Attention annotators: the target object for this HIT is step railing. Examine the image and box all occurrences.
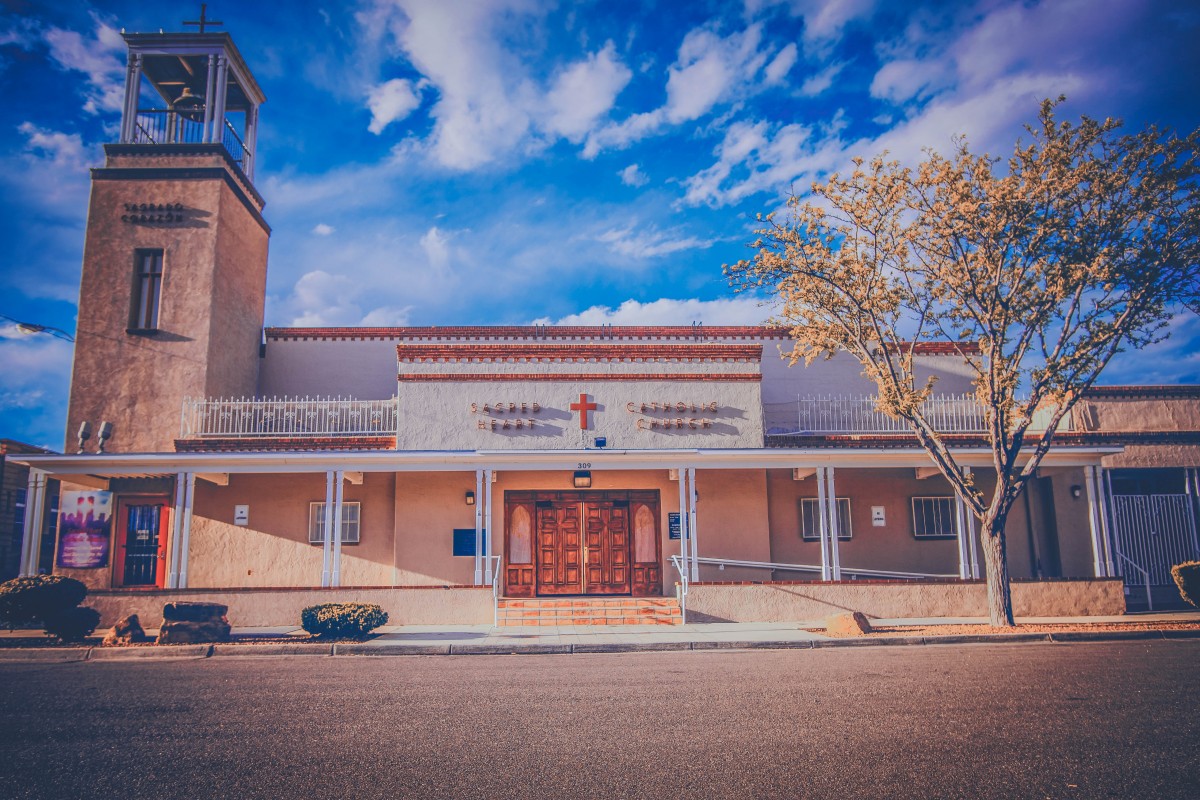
[693,556,958,581]
[1116,553,1153,612]
[670,555,688,624]
[489,555,502,627]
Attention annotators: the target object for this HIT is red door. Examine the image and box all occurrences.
[114,500,168,588]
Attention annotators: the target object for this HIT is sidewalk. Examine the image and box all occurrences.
[3,611,1199,660]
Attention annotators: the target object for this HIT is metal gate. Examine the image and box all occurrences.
[1110,494,1200,586]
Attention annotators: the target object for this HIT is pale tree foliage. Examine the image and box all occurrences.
[726,100,1200,626]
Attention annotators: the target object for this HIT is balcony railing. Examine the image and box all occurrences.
[180,397,398,439]
[765,394,1068,436]
[132,110,247,168]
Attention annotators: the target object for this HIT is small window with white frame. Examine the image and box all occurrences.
[308,501,361,544]
[911,497,956,538]
[800,497,852,540]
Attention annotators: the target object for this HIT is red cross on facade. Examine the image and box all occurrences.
[569,393,598,429]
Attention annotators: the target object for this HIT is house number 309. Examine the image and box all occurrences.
[578,462,591,469]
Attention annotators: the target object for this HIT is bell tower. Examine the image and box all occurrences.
[66,14,269,454]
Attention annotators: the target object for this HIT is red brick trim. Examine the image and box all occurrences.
[766,430,1200,449]
[89,585,482,594]
[397,372,763,382]
[174,436,396,452]
[267,325,786,341]
[1084,385,1200,399]
[396,343,763,362]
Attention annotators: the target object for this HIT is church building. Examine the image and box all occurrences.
[13,23,1200,626]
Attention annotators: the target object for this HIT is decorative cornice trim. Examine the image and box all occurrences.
[397,372,763,382]
[395,343,763,363]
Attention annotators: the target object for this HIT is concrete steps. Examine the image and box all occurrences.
[497,597,683,626]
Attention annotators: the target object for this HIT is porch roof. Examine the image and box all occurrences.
[11,443,1121,480]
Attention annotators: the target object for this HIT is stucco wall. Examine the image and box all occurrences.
[84,586,492,627]
[395,378,764,450]
[188,473,395,588]
[67,150,267,454]
[685,579,1125,622]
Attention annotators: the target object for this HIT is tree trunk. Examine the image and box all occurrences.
[980,515,1016,627]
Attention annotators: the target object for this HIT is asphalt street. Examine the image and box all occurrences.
[1,640,1197,799]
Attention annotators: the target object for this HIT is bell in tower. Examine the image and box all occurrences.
[65,9,271,454]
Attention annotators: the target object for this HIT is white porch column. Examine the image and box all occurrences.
[320,470,335,587]
[816,466,831,580]
[201,53,218,142]
[331,470,345,587]
[18,469,48,576]
[177,472,196,588]
[120,53,143,143]
[243,103,259,180]
[677,468,689,572]
[474,469,484,585]
[483,468,495,584]
[167,472,187,588]
[825,467,842,581]
[209,55,229,144]
[1095,466,1116,577]
[1083,465,1109,578]
[687,467,699,581]
[963,468,980,578]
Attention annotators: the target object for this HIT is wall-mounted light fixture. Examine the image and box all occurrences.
[76,421,92,454]
[465,491,475,506]
[1070,485,1083,499]
[573,470,592,488]
[593,436,607,448]
[96,421,113,454]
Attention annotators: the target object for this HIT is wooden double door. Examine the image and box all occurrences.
[504,491,662,597]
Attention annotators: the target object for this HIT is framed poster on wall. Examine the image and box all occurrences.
[56,490,114,569]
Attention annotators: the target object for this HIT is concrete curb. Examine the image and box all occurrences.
[87,644,213,660]
[1,629,1197,662]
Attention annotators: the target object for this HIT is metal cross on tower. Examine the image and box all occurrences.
[183,4,223,34]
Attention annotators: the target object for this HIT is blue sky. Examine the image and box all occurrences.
[2,0,1199,449]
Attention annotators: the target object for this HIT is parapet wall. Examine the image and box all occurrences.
[85,586,494,627]
[684,579,1126,621]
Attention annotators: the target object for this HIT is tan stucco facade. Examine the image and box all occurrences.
[66,147,268,455]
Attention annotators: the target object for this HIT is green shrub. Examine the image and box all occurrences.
[43,606,102,643]
[0,575,88,629]
[301,603,388,638]
[1171,561,1200,608]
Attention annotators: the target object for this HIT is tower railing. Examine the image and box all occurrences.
[180,397,399,439]
[131,109,247,169]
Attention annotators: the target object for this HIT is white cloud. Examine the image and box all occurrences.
[0,327,73,447]
[419,226,451,270]
[543,41,632,142]
[618,164,649,187]
[763,42,797,85]
[363,0,632,169]
[367,77,423,134]
[799,61,844,96]
[43,14,125,115]
[584,22,781,156]
[596,225,713,259]
[285,271,365,326]
[747,0,877,57]
[17,122,87,171]
[533,296,770,326]
[360,305,414,326]
[665,23,768,123]
[312,223,335,236]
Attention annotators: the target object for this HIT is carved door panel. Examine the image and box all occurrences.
[505,501,535,597]
[536,502,583,595]
[583,501,631,594]
[630,498,662,596]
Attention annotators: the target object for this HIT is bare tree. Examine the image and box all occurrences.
[726,100,1200,626]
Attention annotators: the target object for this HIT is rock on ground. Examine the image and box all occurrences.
[825,611,873,636]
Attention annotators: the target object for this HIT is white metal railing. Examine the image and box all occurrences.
[1110,494,1200,587]
[765,394,1067,435]
[180,396,399,438]
[132,109,248,168]
[670,555,688,624]
[489,555,502,627]
[693,556,958,581]
[1116,553,1153,612]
